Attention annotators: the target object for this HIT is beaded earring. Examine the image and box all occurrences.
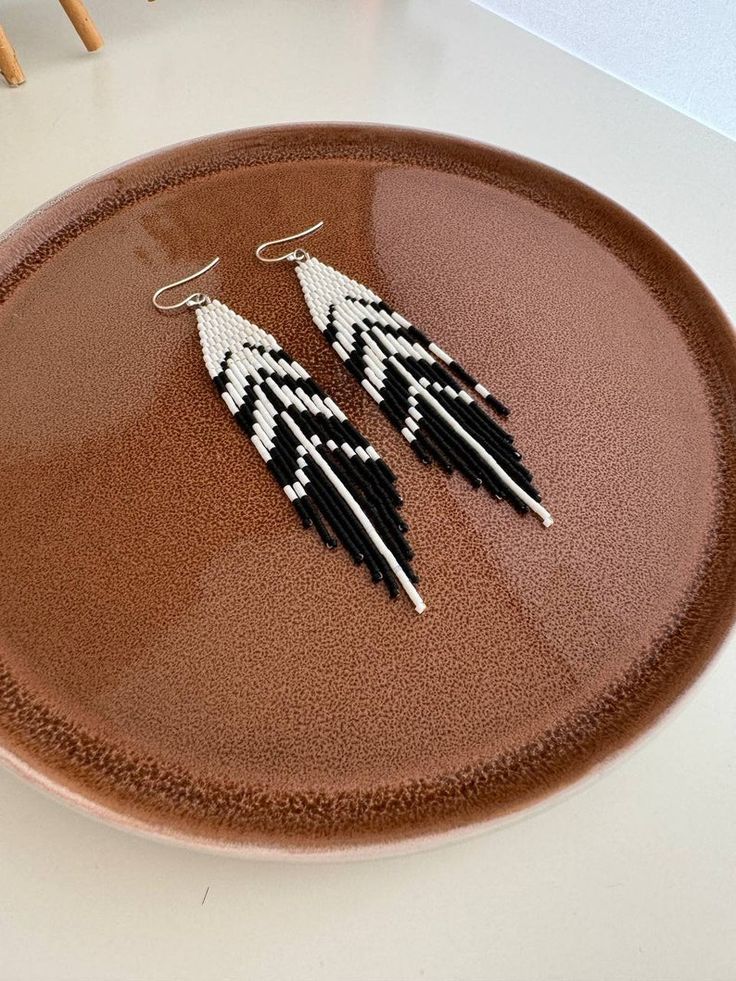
[256,222,553,528]
[152,259,425,613]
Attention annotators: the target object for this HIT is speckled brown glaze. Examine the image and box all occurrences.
[1,124,736,853]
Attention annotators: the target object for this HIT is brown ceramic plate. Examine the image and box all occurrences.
[1,124,736,857]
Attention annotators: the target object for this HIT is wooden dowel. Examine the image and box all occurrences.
[0,25,25,86]
[58,0,104,52]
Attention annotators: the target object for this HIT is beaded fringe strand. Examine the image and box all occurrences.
[197,298,425,613]
[295,256,553,527]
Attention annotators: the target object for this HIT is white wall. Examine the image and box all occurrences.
[474,0,736,139]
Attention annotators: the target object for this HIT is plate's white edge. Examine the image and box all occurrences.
[1,606,734,865]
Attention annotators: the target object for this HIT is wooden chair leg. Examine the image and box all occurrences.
[58,0,103,52]
[0,25,25,86]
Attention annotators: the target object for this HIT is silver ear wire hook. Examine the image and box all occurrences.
[152,257,221,311]
[255,220,325,264]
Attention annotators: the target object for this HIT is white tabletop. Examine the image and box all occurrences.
[1,2,735,979]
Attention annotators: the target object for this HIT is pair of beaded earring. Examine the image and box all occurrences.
[152,221,553,615]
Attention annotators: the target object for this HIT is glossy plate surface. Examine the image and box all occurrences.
[1,124,735,854]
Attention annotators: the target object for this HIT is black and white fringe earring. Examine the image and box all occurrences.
[256,222,553,528]
[152,258,425,614]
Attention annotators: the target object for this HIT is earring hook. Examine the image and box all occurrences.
[152,257,221,311]
[255,220,324,264]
